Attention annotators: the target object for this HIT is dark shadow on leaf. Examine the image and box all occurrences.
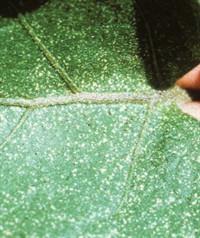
[134,0,200,90]
[0,0,48,18]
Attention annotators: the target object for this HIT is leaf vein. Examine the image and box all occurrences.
[114,95,160,216]
[135,0,161,82]
[18,15,80,94]
[0,109,31,150]
[0,93,157,108]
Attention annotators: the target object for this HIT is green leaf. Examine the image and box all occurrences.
[0,0,200,237]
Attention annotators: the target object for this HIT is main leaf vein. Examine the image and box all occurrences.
[0,93,156,108]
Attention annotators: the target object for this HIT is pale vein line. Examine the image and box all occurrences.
[114,95,160,216]
[0,110,31,150]
[18,15,80,94]
[0,93,156,108]
[135,0,161,82]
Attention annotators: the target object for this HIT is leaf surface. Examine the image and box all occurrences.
[0,0,200,237]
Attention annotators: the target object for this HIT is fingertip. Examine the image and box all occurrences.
[176,64,200,90]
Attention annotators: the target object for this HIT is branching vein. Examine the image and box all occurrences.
[0,109,31,150]
[18,15,80,94]
[135,1,161,82]
[114,95,160,216]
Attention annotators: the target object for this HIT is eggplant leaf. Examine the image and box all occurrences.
[0,0,200,237]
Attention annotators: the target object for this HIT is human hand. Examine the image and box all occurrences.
[176,64,200,120]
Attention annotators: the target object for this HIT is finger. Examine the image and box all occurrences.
[178,101,200,121]
[176,64,200,90]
